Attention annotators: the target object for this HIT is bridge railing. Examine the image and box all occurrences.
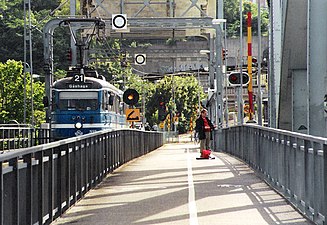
[0,129,163,225]
[0,125,50,151]
[217,125,327,225]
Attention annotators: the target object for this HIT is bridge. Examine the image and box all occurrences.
[2,0,326,224]
[0,125,325,225]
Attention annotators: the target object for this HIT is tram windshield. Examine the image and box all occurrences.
[58,91,98,111]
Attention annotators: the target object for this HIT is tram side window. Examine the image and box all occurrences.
[59,91,98,110]
[102,91,115,111]
[102,90,108,110]
[110,95,119,114]
[115,97,121,114]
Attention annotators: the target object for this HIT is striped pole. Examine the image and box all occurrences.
[247,11,254,121]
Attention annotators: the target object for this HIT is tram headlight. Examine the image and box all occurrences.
[75,122,83,129]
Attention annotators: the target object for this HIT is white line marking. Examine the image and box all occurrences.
[187,148,199,225]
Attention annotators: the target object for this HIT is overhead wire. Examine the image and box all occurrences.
[30,1,127,73]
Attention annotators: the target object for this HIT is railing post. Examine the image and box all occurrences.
[323,143,327,223]
[35,151,44,225]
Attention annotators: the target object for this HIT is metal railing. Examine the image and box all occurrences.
[164,131,179,143]
[217,125,327,225]
[0,125,50,151]
[0,129,163,225]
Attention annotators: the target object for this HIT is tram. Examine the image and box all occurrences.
[51,68,127,139]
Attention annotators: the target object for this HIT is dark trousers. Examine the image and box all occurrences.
[200,131,211,152]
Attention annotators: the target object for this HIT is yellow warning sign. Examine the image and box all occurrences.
[125,108,141,122]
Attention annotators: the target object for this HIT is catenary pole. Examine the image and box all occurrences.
[238,0,244,125]
[257,0,263,125]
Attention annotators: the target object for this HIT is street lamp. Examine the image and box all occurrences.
[212,19,227,25]
[199,50,210,55]
[32,74,45,80]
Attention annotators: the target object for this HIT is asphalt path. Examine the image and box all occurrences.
[51,142,313,225]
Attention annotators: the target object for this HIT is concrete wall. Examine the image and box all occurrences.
[226,36,269,60]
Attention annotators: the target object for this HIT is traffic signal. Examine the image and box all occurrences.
[123,89,139,105]
[121,54,127,67]
[158,101,167,121]
[228,72,250,85]
[252,57,258,67]
[222,49,228,61]
[66,48,72,62]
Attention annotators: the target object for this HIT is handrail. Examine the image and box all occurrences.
[0,127,50,151]
[216,124,327,225]
[0,129,163,225]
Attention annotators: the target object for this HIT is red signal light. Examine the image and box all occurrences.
[228,72,250,85]
[66,49,72,62]
[222,48,228,60]
[158,101,167,121]
[230,74,238,82]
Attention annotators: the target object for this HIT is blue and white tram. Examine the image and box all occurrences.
[51,70,127,139]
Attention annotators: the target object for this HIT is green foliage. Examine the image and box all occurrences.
[0,0,70,75]
[129,40,152,48]
[224,0,269,37]
[166,38,177,46]
[53,69,67,80]
[0,60,45,126]
[146,75,205,133]
[109,69,205,133]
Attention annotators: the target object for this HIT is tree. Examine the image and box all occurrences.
[146,75,205,133]
[0,0,75,75]
[112,70,205,133]
[224,0,269,37]
[0,60,45,126]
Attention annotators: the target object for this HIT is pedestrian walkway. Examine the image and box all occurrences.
[51,142,313,225]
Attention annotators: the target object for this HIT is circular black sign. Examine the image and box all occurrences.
[135,54,146,65]
[123,88,139,105]
[112,14,127,29]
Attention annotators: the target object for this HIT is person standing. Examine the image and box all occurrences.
[195,108,215,155]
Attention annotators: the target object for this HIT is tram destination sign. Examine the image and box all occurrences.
[66,83,92,89]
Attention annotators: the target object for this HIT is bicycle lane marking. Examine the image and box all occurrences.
[187,148,199,225]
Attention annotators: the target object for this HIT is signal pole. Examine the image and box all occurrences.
[257,0,263,125]
[247,12,254,121]
[70,0,77,66]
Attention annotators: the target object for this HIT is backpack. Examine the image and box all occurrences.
[201,149,211,159]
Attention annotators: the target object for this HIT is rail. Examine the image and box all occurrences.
[0,129,163,225]
[217,125,327,225]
